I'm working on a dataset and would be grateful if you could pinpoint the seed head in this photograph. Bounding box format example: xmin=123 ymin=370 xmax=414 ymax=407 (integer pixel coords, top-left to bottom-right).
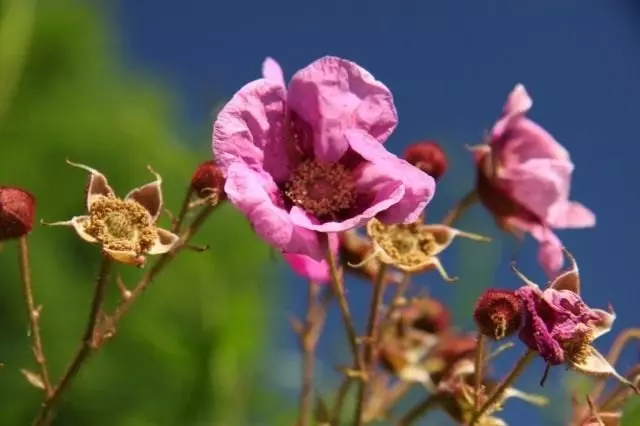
xmin=191 ymin=160 xmax=226 ymax=200
xmin=403 ymin=141 xmax=448 ymax=181
xmin=0 ymin=187 xmax=36 ymax=241
xmin=474 ymin=288 xmax=523 ymax=340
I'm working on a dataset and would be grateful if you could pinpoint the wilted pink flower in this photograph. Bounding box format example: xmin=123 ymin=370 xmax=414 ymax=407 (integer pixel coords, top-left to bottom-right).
xmin=283 ymin=233 xmax=339 ymax=283
xmin=213 ymin=56 xmax=435 ymax=260
xmin=472 ymin=84 xmax=595 ymax=276
xmin=513 ymin=248 xmax=636 ymax=391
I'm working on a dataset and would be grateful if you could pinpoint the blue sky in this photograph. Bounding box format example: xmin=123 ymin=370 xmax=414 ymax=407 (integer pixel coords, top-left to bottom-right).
xmin=112 ymin=1 xmax=640 ymax=424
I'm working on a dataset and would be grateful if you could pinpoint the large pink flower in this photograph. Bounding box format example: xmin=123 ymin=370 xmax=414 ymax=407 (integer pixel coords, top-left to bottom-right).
xmin=473 ymin=84 xmax=595 ymax=276
xmin=213 ymin=56 xmax=435 ymax=260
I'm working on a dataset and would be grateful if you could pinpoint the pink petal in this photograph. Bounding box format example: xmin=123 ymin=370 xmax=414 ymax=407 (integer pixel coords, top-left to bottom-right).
xmin=534 ymin=229 xmax=564 ymax=278
xmin=497 ymin=118 xmax=570 ymax=167
xmin=499 ymin=158 xmax=573 ymax=223
xmin=262 ymin=57 xmax=286 ymax=87
xmin=288 ymin=56 xmax=397 ymax=163
xmin=224 ymin=163 xmax=322 ymax=260
xmin=503 ymin=84 xmax=533 ymax=117
xmin=212 ymin=79 xmax=291 ymax=183
xmin=283 ymin=233 xmax=339 ymax=283
xmin=346 ymin=129 xmax=435 ymax=223
xmin=547 ymin=201 xmax=596 ymax=229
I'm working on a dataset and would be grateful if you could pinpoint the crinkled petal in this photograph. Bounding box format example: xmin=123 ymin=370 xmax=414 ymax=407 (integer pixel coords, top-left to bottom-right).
xmin=213 ymin=79 xmax=291 ymax=182
xmin=124 ymin=166 xmax=163 ymax=222
xmin=288 ymin=56 xmax=397 ymax=163
xmin=262 ymin=57 xmax=286 ymax=87
xmin=345 ymin=129 xmax=435 ymax=223
xmin=225 ymin=163 xmax=322 ymax=260
xmin=66 ymin=160 xmax=115 ymax=210
xmin=283 ymin=233 xmax=339 ymax=283
xmin=547 ymin=201 xmax=596 ymax=229
xmin=103 ymin=248 xmax=145 ymax=266
xmin=44 ymin=216 xmax=97 ymax=243
xmin=570 ymin=346 xmax=637 ymax=390
xmin=148 ymin=228 xmax=179 ymax=255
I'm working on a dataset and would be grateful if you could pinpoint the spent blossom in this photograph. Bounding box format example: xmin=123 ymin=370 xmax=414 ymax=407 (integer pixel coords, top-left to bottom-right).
xmin=471 ymin=84 xmax=595 ymax=276
xmin=212 ymin=56 xmax=435 ymax=260
xmin=403 ymin=140 xmax=448 ymax=182
xmin=44 ymin=160 xmax=179 ymax=266
xmin=513 ymin=248 xmax=637 ymax=391
xmin=0 ymin=186 xmax=36 ymax=240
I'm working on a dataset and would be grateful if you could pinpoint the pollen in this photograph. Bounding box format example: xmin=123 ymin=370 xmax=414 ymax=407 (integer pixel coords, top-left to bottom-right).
xmin=285 ymin=159 xmax=356 ymax=219
xmin=563 ymin=327 xmax=594 ymax=366
xmin=83 ymin=196 xmax=157 ymax=254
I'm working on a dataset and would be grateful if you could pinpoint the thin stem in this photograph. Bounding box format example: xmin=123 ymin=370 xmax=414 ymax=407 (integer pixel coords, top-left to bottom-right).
xmin=354 ymin=264 xmax=388 ymax=424
xmin=18 ymin=236 xmax=52 ymax=395
xmin=33 ymin=254 xmax=112 ymax=426
xmin=385 ymin=272 xmax=410 ymax=322
xmin=367 ymin=381 xmax=413 ymax=422
xmin=442 ymin=189 xmax=479 ymax=227
xmin=331 ymin=377 xmax=353 ymax=424
xmin=395 ymin=394 xmax=442 ymax=426
xmin=473 ymin=332 xmax=485 ymax=412
xmin=591 ymin=328 xmax=640 ymax=401
xmin=171 ymin=186 xmax=194 ymax=234
xmin=468 ymin=349 xmax=536 ymax=426
xmin=107 ymin=204 xmax=216 ymax=327
xmin=296 ymin=282 xmax=322 ymax=426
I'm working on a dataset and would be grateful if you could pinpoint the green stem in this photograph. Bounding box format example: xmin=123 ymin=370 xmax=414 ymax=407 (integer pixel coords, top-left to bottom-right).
xmin=395 ymin=395 xmax=442 ymax=426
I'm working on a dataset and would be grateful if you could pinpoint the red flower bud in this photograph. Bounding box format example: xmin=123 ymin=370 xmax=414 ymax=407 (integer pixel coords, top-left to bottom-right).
xmin=403 ymin=141 xmax=448 ymax=181
xmin=473 ymin=288 xmax=523 ymax=340
xmin=0 ymin=187 xmax=36 ymax=240
xmin=191 ymin=160 xmax=226 ymax=200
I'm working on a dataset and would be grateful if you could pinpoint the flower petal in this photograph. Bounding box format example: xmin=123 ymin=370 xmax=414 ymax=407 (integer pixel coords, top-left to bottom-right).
xmin=262 ymin=57 xmax=286 ymax=87
xmin=103 ymin=248 xmax=145 ymax=266
xmin=288 ymin=56 xmax=397 ymax=163
xmin=66 ymin=160 xmax=115 ymax=210
xmin=570 ymin=346 xmax=638 ymax=391
xmin=527 ymin=224 xmax=565 ymax=277
xmin=225 ymin=163 xmax=322 ymax=260
xmin=148 ymin=228 xmax=179 ymax=255
xmin=548 ymin=201 xmax=596 ymax=229
xmin=345 ymin=129 xmax=435 ymax=223
xmin=124 ymin=166 xmax=163 ymax=222
xmin=43 ymin=216 xmax=97 ymax=243
xmin=549 ymin=247 xmax=580 ymax=293
xmin=213 ymin=79 xmax=291 ymax=183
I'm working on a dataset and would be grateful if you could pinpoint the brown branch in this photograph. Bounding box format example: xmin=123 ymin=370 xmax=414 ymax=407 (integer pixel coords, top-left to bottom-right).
xmin=441 ymin=189 xmax=479 ymax=227
xmin=18 ymin=236 xmax=52 ymax=395
xmin=33 ymin=254 xmax=112 ymax=426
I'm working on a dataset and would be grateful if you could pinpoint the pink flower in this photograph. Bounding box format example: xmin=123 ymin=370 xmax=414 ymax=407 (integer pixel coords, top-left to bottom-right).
xmin=472 ymin=84 xmax=595 ymax=276
xmin=213 ymin=56 xmax=435 ymax=260
xmin=283 ymin=233 xmax=339 ymax=283
xmin=513 ymin=249 xmax=636 ymax=391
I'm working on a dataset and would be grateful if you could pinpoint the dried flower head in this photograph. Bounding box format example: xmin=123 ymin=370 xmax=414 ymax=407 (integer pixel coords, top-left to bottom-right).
xmin=513 ymin=247 xmax=638 ymax=391
xmin=357 ymin=218 xmax=490 ymax=282
xmin=396 ymin=296 xmax=451 ymax=335
xmin=470 ymin=84 xmax=595 ymax=277
xmin=339 ymin=230 xmax=403 ymax=285
xmin=190 ymin=160 xmax=226 ymax=201
xmin=0 ymin=187 xmax=35 ymax=240
xmin=474 ymin=288 xmax=523 ymax=340
xmin=213 ymin=56 xmax=435 ymax=260
xmin=403 ymin=140 xmax=448 ymax=182
xmin=43 ymin=160 xmax=180 ymax=266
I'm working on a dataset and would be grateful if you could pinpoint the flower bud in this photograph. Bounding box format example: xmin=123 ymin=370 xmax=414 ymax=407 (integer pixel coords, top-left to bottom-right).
xmin=403 ymin=141 xmax=448 ymax=181
xmin=473 ymin=288 xmax=523 ymax=340
xmin=0 ymin=187 xmax=36 ymax=241
xmin=191 ymin=160 xmax=226 ymax=200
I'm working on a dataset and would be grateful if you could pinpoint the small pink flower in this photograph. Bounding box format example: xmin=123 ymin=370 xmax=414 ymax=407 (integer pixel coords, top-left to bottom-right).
xmin=513 ymin=249 xmax=636 ymax=391
xmin=472 ymin=84 xmax=595 ymax=276
xmin=282 ymin=233 xmax=339 ymax=283
xmin=213 ymin=56 xmax=435 ymax=260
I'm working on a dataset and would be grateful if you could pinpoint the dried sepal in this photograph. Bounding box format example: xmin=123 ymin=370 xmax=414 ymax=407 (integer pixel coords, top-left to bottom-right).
xmin=21 ymin=369 xmax=45 ymax=390
xmin=124 ymin=166 xmax=163 ymax=222
xmin=549 ymin=247 xmax=580 ymax=293
xmin=66 ymin=159 xmax=115 ymax=210
xmin=570 ymin=347 xmax=638 ymax=393
xmin=42 ymin=216 xmax=97 ymax=243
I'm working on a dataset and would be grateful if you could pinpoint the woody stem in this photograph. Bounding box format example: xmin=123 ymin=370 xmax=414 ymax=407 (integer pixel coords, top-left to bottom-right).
xmin=473 ymin=332 xmax=485 ymax=412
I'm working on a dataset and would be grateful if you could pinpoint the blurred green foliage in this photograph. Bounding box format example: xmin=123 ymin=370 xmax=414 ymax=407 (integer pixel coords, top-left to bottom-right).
xmin=0 ymin=0 xmax=280 ymax=424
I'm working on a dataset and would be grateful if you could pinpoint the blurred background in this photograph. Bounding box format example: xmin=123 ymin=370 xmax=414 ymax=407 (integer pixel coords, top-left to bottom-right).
xmin=1 ymin=0 xmax=640 ymax=424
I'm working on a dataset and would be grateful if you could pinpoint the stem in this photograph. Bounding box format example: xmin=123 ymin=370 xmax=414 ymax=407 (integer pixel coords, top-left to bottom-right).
xmin=591 ymin=328 xmax=640 ymax=401
xmin=33 ymin=254 xmax=112 ymax=426
xmin=468 ymin=349 xmax=535 ymax=426
xmin=473 ymin=332 xmax=485 ymax=412
xmin=171 ymin=186 xmax=194 ymax=234
xmin=107 ymin=204 xmax=215 ymax=326
xmin=385 ymin=272 xmax=410 ymax=322
xmin=395 ymin=395 xmax=442 ymax=426
xmin=354 ymin=264 xmax=388 ymax=424
xmin=442 ymin=189 xmax=479 ymax=227
xmin=331 ymin=377 xmax=353 ymax=424
xmin=296 ymin=282 xmax=322 ymax=426
xmin=18 ymin=236 xmax=52 ymax=395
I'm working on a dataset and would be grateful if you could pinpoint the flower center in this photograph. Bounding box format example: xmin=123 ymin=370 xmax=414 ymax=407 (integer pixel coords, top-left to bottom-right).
xmin=84 ymin=196 xmax=157 ymax=254
xmin=285 ymin=159 xmax=356 ymax=219
xmin=562 ymin=327 xmax=593 ymax=366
